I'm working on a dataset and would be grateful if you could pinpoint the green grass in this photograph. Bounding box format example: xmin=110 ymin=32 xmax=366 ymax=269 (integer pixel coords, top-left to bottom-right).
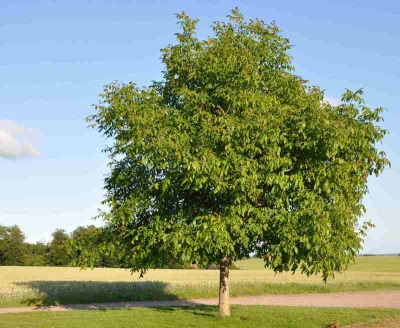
xmin=1 ymin=306 xmax=400 ymax=328
xmin=2 ymin=280 xmax=400 ymax=308
xmin=236 ymin=256 xmax=400 ymax=272
xmin=1 ymin=256 xmax=400 ymax=308
xmin=347 ymin=256 xmax=400 ymax=272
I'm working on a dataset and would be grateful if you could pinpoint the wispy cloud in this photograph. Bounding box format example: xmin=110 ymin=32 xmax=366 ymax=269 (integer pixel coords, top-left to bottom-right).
xmin=0 ymin=120 xmax=40 ymax=159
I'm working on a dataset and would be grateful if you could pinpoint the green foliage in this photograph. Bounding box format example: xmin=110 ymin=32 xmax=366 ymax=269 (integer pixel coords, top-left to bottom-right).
xmin=0 ymin=224 xmax=48 ymax=267
xmin=24 ymin=242 xmax=48 ymax=267
xmin=0 ymin=224 xmax=124 ymax=268
xmin=70 ymin=225 xmax=120 ymax=268
xmin=0 ymin=225 xmax=28 ymax=266
xmin=87 ymin=9 xmax=389 ymax=280
xmin=47 ymin=229 xmax=72 ymax=267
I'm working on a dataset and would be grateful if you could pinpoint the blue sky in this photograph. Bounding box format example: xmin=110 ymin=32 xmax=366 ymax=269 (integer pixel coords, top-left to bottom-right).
xmin=0 ymin=0 xmax=398 ymax=254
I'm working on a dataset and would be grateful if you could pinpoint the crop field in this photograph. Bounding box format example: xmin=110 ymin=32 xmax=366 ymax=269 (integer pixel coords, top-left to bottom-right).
xmin=237 ymin=256 xmax=400 ymax=272
xmin=0 ymin=256 xmax=399 ymax=308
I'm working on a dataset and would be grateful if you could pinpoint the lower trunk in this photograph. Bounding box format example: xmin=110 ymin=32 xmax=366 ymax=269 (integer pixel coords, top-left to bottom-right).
xmin=218 ymin=257 xmax=230 ymax=316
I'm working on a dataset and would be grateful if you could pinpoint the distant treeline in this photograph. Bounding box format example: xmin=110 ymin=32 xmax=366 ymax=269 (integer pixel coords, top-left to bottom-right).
xmin=0 ymin=224 xmax=120 ymax=267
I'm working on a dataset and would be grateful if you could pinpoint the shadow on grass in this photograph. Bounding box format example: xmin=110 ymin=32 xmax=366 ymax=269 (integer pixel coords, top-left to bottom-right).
xmin=16 ymin=281 xmax=187 ymax=306
xmin=150 ymin=305 xmax=217 ymax=318
xmin=15 ymin=281 xmax=220 ymax=317
xmin=16 ymin=279 xmax=400 ymax=310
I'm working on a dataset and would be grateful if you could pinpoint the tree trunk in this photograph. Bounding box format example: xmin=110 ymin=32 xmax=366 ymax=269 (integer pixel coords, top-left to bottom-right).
xmin=218 ymin=257 xmax=230 ymax=316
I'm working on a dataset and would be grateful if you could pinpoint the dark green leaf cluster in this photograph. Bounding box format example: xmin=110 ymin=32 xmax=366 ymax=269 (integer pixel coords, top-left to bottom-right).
xmin=88 ymin=9 xmax=389 ymax=280
xmin=0 ymin=225 xmax=27 ymax=266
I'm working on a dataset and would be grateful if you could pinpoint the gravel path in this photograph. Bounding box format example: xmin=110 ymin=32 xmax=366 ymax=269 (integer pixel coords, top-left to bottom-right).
xmin=1 ymin=290 xmax=400 ymax=314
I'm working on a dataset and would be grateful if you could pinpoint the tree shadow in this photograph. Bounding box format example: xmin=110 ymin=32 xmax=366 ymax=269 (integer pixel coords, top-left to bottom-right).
xmin=150 ymin=305 xmax=216 ymax=318
xmin=17 ymin=281 xmax=184 ymax=306
xmin=16 ymin=280 xmax=218 ymax=317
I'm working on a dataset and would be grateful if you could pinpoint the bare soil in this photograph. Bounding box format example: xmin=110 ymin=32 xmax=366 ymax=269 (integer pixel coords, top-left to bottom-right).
xmin=345 ymin=318 xmax=400 ymax=327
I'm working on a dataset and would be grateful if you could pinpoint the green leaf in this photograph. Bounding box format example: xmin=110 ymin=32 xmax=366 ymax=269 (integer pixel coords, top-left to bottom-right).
xmin=86 ymin=8 xmax=389 ymax=284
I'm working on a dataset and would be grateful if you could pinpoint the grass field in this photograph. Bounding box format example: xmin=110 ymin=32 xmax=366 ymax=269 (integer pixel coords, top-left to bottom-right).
xmin=1 ymin=306 xmax=400 ymax=328
xmin=237 ymin=256 xmax=400 ymax=272
xmin=1 ymin=256 xmax=399 ymax=308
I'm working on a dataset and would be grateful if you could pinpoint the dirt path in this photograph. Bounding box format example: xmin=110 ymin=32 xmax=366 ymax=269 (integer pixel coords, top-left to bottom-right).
xmin=345 ymin=318 xmax=400 ymax=328
xmin=1 ymin=290 xmax=400 ymax=314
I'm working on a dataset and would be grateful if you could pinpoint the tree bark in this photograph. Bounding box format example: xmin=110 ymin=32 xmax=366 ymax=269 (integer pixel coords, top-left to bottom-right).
xmin=218 ymin=257 xmax=230 ymax=316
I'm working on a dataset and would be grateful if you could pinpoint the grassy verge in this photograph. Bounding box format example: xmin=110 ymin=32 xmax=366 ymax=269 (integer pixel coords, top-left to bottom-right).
xmin=0 ymin=306 xmax=400 ymax=328
xmin=2 ymin=280 xmax=400 ymax=308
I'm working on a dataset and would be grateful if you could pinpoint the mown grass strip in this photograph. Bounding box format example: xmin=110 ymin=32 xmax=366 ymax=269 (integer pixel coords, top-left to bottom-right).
xmin=1 ymin=306 xmax=400 ymax=328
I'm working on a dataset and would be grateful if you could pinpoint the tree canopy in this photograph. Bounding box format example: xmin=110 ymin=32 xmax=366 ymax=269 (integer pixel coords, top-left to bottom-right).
xmin=0 ymin=225 xmax=27 ymax=266
xmin=86 ymin=9 xmax=389 ymax=283
xmin=0 ymin=224 xmax=120 ymax=268
xmin=47 ymin=229 xmax=72 ymax=267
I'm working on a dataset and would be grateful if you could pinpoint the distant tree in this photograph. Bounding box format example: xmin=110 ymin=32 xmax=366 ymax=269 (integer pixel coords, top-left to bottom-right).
xmin=0 ymin=225 xmax=7 ymax=264
xmin=24 ymin=242 xmax=48 ymax=266
xmin=0 ymin=225 xmax=28 ymax=266
xmin=47 ymin=229 xmax=72 ymax=266
xmin=84 ymin=9 xmax=388 ymax=316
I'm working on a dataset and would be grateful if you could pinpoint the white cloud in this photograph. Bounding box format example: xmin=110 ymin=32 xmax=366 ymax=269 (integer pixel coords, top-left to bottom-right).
xmin=323 ymin=96 xmax=342 ymax=107
xmin=0 ymin=120 xmax=40 ymax=159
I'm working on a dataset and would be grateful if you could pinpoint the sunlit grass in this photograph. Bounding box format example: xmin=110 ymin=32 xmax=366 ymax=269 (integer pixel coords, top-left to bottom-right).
xmin=2 ymin=279 xmax=400 ymax=308
xmin=236 ymin=256 xmax=400 ymax=272
xmin=1 ymin=306 xmax=400 ymax=328
xmin=1 ymin=256 xmax=400 ymax=308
